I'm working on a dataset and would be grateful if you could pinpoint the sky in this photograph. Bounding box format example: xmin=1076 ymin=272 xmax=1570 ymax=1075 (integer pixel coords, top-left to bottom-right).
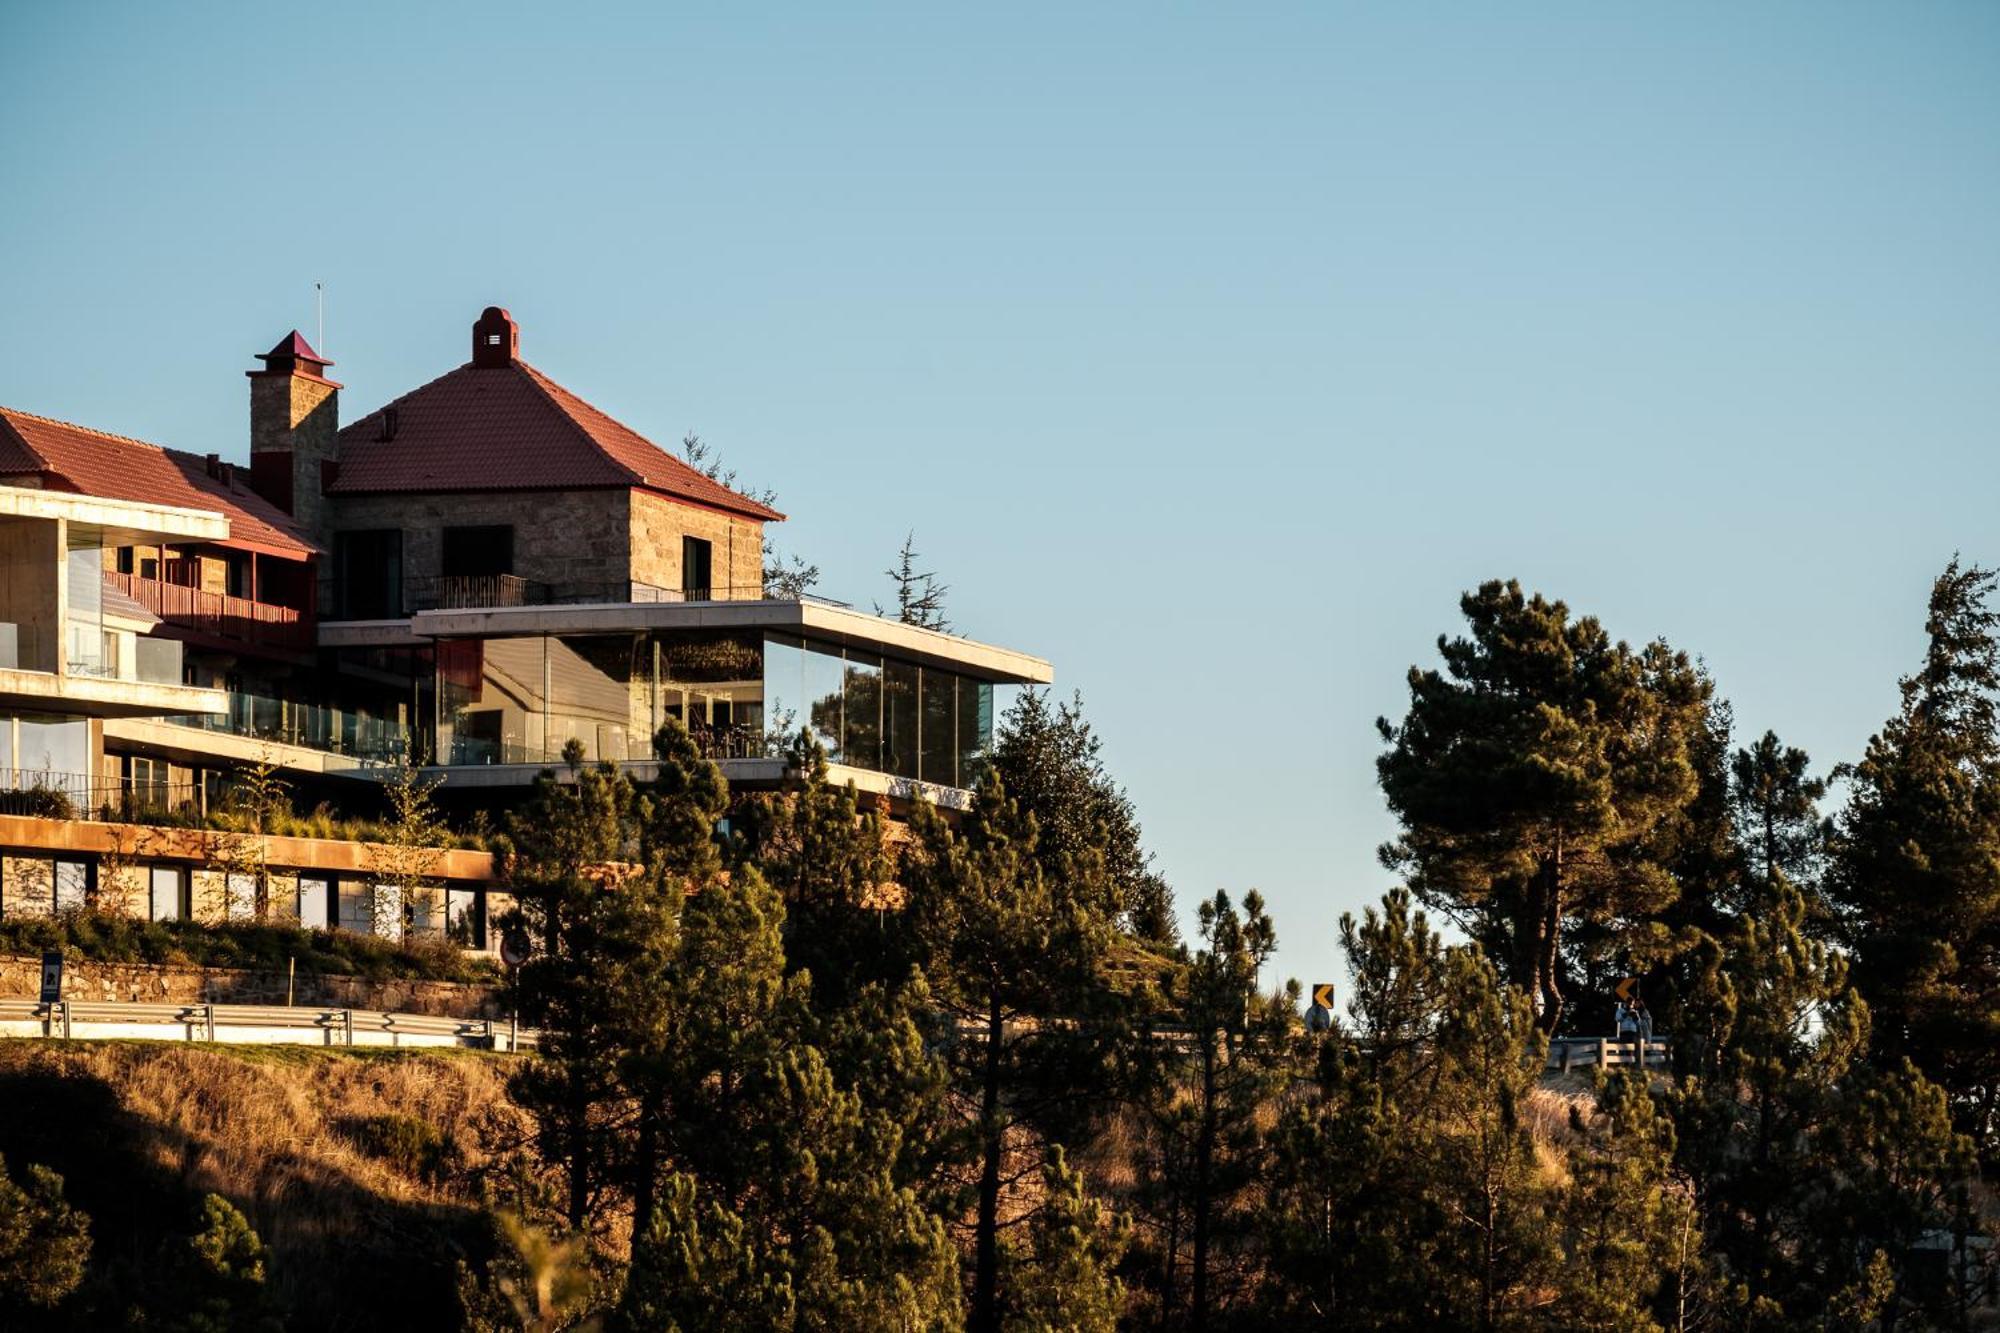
xmin=3 ymin=2 xmax=1997 ymax=988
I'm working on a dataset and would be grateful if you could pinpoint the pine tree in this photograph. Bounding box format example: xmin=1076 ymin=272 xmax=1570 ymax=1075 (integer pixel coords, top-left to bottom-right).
xmin=1730 ymin=730 xmax=1827 ymax=894
xmin=1670 ymin=877 xmax=1974 ymax=1320
xmin=1133 ymin=890 xmax=1294 ymax=1328
xmin=170 ymin=1194 xmax=280 ymax=1333
xmin=1828 ymin=558 xmax=2000 ymax=1161
xmin=1376 ymin=580 xmax=1708 ymax=1033
xmin=880 ymin=532 xmax=950 ymax=631
xmin=999 ymin=1148 xmax=1129 ymax=1333
xmin=459 ymin=1210 xmax=600 ymax=1333
xmin=506 ymin=740 xmax=649 ymax=1230
xmin=993 ymin=688 xmax=1177 ymax=943
xmin=0 ymin=1154 xmax=90 ymax=1315
xmin=903 ymin=775 xmax=1127 ymax=1333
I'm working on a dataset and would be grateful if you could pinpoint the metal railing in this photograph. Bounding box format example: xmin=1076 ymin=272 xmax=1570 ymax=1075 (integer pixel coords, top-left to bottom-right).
xmin=164 ymin=691 xmax=408 ymax=763
xmin=0 ymin=997 xmax=535 ymax=1052
xmin=322 ymin=576 xmax=785 ymax=618
xmin=106 ymin=571 xmax=313 ymax=652
xmin=0 ymin=770 xmax=202 ymax=821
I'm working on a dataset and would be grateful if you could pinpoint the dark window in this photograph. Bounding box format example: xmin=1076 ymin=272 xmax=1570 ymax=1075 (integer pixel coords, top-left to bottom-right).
xmin=333 ymin=530 xmax=403 ymax=619
xmin=442 ymin=525 xmax=514 ymax=578
xmin=681 ymin=536 xmax=712 ymax=600
xmin=115 ymin=547 xmax=134 ymax=575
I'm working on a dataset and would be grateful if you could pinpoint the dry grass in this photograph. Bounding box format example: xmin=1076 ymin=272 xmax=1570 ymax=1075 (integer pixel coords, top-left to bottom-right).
xmin=0 ymin=1040 xmax=537 ymax=1331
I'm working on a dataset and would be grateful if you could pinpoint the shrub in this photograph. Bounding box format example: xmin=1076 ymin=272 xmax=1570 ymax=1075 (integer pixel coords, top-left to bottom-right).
xmin=0 ymin=910 xmax=498 ymax=984
xmin=340 ymin=1114 xmax=461 ymax=1185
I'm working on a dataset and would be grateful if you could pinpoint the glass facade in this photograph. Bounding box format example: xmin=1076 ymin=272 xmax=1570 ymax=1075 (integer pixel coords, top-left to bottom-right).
xmin=762 ymin=634 xmax=994 ymax=788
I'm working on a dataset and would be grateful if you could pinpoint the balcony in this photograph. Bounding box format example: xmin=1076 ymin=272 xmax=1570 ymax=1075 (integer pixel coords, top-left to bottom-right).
xmin=106 ymin=571 xmax=312 ymax=653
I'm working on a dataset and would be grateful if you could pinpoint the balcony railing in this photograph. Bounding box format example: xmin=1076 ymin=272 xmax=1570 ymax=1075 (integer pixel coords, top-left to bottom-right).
xmin=0 ymin=769 xmax=201 ymax=821
xmin=325 ymin=576 xmax=776 ymax=617
xmin=165 ymin=691 xmax=409 ymax=764
xmin=106 ymin=571 xmax=312 ymax=652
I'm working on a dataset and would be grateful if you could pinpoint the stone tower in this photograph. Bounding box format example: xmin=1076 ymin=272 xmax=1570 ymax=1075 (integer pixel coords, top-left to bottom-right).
xmin=246 ymin=331 xmax=340 ymax=540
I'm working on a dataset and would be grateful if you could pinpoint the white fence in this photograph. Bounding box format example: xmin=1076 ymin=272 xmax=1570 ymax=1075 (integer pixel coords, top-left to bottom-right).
xmin=0 ymin=998 xmax=536 ymax=1052
xmin=1546 ymin=1036 xmax=1669 ymax=1072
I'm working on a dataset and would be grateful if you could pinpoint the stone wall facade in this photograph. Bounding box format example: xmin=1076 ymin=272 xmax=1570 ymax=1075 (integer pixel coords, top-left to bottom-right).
xmin=327 ymin=488 xmax=633 ymax=597
xmin=0 ymin=953 xmax=501 ymax=1017
xmin=627 ymin=489 xmax=764 ymax=599
xmin=324 ymin=487 xmax=767 ymax=604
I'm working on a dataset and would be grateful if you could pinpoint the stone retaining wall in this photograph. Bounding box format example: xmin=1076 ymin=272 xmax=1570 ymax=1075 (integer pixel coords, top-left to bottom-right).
xmin=0 ymin=954 xmax=503 ymax=1018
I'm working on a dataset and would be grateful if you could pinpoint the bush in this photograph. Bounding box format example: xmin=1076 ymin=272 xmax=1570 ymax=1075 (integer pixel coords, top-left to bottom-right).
xmin=339 ymin=1114 xmax=461 ymax=1185
xmin=0 ymin=910 xmax=499 ymax=984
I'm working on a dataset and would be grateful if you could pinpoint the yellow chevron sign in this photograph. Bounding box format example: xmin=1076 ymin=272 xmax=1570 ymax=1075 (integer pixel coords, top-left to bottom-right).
xmin=1311 ymin=982 xmax=1336 ymax=1011
xmin=1615 ymin=976 xmax=1638 ymax=1002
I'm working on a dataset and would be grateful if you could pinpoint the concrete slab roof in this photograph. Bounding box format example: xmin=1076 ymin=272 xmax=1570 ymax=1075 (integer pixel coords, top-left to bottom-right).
xmin=391 ymin=598 xmax=1055 ymax=685
xmin=0 ymin=483 xmax=230 ymax=545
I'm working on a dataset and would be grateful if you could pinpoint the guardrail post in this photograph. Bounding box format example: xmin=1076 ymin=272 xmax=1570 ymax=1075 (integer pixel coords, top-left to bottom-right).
xmin=204 ymin=1003 xmax=215 ymax=1043
xmin=343 ymin=1009 xmax=354 ymax=1047
xmin=509 ymin=1015 xmax=518 ymax=1053
xmin=59 ymin=1000 xmax=70 ymax=1040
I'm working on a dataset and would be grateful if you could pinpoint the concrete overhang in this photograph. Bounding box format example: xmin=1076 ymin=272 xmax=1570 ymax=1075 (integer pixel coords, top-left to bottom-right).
xmin=101 ymin=718 xmax=372 ymax=774
xmin=350 ymin=599 xmax=1054 ymax=685
xmin=0 ymin=485 xmax=230 ymax=545
xmin=402 ymin=754 xmax=977 ymax=811
xmin=0 ymin=670 xmax=227 ymax=719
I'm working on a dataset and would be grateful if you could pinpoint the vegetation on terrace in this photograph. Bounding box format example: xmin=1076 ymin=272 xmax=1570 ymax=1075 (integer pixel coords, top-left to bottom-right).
xmin=0 ymin=912 xmax=497 ymax=984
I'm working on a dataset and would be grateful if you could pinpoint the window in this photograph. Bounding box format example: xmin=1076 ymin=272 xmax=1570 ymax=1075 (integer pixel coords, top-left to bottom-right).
xmin=54 ymin=861 xmax=88 ymax=912
xmin=447 ymin=888 xmax=485 ymax=949
xmin=442 ymin=525 xmax=514 ymax=579
xmin=225 ymin=872 xmax=258 ymax=921
xmin=681 ymin=536 xmax=713 ymax=600
xmin=332 ymin=530 xmax=403 ymax=619
xmin=149 ymin=866 xmax=185 ymax=921
xmin=298 ymin=877 xmax=330 ymax=930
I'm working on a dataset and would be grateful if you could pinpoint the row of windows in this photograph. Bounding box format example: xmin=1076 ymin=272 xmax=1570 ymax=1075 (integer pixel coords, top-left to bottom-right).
xmin=0 ymin=857 xmax=489 ymax=948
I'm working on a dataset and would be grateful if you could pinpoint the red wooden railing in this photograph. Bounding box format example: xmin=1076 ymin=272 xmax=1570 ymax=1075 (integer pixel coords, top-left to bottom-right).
xmin=105 ymin=571 xmax=313 ymax=652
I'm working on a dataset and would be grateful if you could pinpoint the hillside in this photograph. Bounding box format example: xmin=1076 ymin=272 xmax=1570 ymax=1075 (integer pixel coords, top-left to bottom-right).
xmin=0 ymin=1042 xmax=532 ymax=1331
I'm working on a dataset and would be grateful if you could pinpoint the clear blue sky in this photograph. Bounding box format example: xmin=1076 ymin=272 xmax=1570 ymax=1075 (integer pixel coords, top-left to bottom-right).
xmin=4 ymin=3 xmax=1997 ymax=987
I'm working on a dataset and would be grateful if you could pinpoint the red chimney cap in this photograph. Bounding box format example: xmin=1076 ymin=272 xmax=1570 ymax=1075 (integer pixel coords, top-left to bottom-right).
xmin=473 ymin=307 xmax=519 ymax=367
xmin=256 ymin=330 xmax=332 ymax=369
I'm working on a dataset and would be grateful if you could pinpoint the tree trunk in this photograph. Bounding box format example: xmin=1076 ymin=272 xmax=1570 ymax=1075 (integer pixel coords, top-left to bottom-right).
xmin=632 ymin=1088 xmax=660 ymax=1240
xmin=971 ymin=991 xmax=1004 ymax=1333
xmin=1534 ymin=853 xmax=1565 ymax=1035
xmin=1192 ymin=1033 xmax=1216 ymax=1331
xmin=568 ymin=1077 xmax=590 ymax=1230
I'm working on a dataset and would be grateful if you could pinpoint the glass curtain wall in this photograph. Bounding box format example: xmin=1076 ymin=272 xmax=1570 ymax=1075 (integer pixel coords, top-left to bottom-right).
xmin=763 ymin=635 xmax=993 ymax=788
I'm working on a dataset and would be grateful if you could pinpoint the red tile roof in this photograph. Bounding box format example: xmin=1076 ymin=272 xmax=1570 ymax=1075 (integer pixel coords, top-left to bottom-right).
xmin=330 ymin=361 xmax=784 ymax=522
xmin=0 ymin=407 xmax=321 ymax=559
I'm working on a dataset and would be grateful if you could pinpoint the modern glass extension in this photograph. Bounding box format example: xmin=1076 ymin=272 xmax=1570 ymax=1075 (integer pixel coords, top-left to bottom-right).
xmin=430 ymin=631 xmax=995 ymax=789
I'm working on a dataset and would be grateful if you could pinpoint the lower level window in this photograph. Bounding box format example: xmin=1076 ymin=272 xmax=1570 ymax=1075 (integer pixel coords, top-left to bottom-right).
xmin=149 ymin=866 xmax=184 ymax=921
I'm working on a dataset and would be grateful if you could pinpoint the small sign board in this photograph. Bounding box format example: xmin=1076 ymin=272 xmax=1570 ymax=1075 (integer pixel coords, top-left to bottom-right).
xmin=38 ymin=950 xmax=62 ymax=1005
xmin=1305 ymin=981 xmax=1336 ymax=1033
xmin=499 ymin=928 xmax=532 ymax=970
xmin=1614 ymin=976 xmax=1639 ymax=1003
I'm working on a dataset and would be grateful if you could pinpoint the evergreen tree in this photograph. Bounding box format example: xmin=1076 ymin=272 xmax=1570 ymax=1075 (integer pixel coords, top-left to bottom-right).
xmin=0 ymin=1154 xmax=90 ymax=1316
xmin=753 ymin=732 xmax=909 ymax=1003
xmin=1670 ymin=877 xmax=1974 ymax=1321
xmin=880 ymin=531 xmax=950 ymax=631
xmin=507 ymin=740 xmax=650 ymax=1230
xmin=1132 ymin=890 xmax=1294 ymax=1328
xmin=1376 ymin=579 xmax=1708 ymax=1033
xmin=903 ymin=775 xmax=1128 ymax=1333
xmin=999 ymin=1148 xmax=1129 ymax=1333
xmin=168 ymin=1194 xmax=280 ymax=1333
xmin=458 ymin=1210 xmax=600 ymax=1333
xmin=1828 ymin=558 xmax=2000 ymax=1160
xmin=1730 ymin=730 xmax=1827 ymax=894
xmin=993 ymin=688 xmax=1177 ymax=943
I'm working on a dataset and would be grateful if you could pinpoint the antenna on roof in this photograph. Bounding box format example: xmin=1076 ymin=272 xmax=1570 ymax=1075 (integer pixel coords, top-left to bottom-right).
xmin=315 ymin=282 xmax=324 ymax=354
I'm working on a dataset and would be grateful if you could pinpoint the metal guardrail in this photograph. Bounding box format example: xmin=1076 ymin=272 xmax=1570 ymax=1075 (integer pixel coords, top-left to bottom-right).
xmin=0 ymin=998 xmax=536 ymax=1052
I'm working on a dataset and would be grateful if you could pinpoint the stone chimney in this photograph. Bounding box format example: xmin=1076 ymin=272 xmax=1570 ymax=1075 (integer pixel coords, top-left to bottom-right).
xmin=472 ymin=306 xmax=518 ymax=367
xmin=247 ymin=331 xmax=340 ymax=539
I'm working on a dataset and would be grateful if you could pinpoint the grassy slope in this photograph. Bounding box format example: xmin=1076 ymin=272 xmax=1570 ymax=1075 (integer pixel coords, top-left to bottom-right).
xmin=0 ymin=1041 xmax=533 ymax=1332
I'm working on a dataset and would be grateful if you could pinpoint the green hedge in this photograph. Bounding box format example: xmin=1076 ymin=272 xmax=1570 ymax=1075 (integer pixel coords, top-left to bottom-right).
xmin=0 ymin=912 xmax=499 ymax=984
